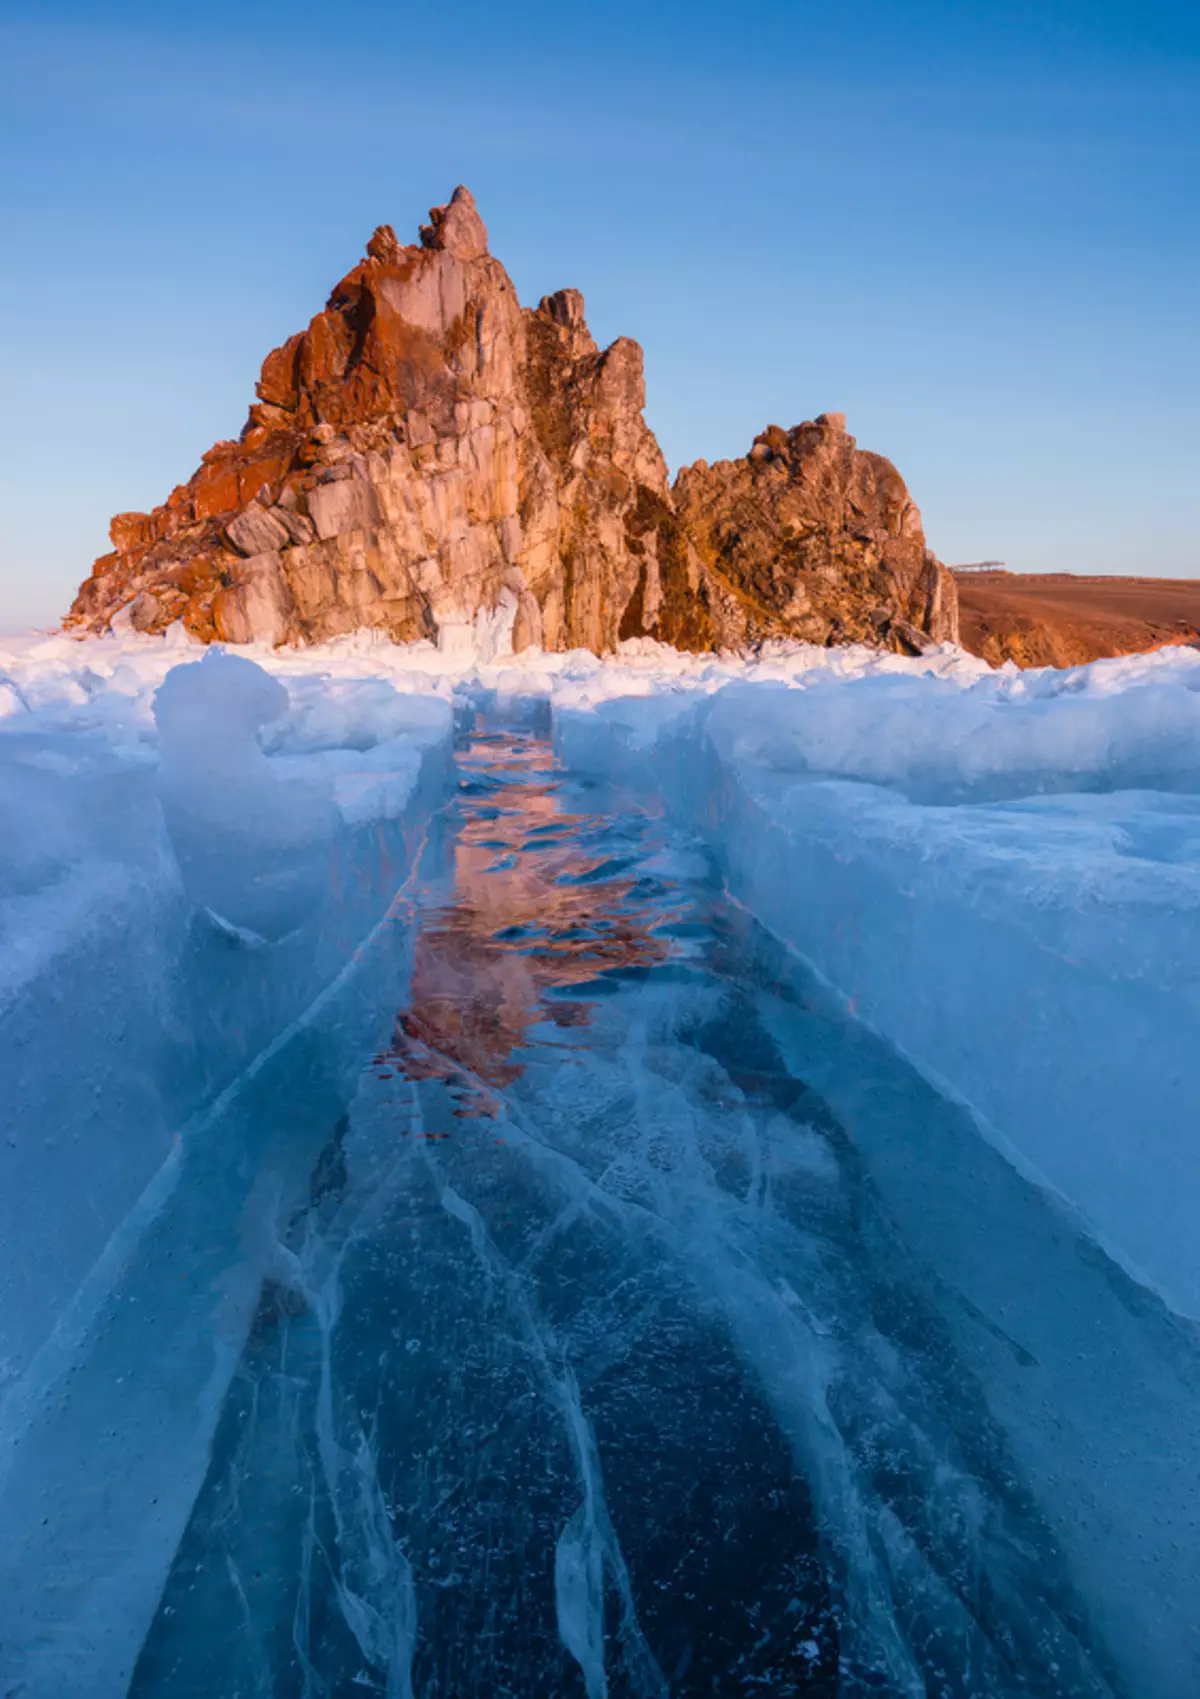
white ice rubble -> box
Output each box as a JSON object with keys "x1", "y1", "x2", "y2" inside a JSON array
[{"x1": 2, "y1": 619, "x2": 1199, "y2": 1390}]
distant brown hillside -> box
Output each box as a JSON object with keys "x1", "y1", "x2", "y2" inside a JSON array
[{"x1": 953, "y1": 570, "x2": 1200, "y2": 668}]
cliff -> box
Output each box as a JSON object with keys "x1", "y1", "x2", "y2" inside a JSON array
[{"x1": 68, "y1": 187, "x2": 959, "y2": 656}]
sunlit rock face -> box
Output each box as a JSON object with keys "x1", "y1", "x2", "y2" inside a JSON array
[{"x1": 67, "y1": 187, "x2": 957, "y2": 655}]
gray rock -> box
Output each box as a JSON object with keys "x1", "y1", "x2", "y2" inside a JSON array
[
  {"x1": 889, "y1": 617, "x2": 937, "y2": 656},
  {"x1": 128, "y1": 592, "x2": 161, "y2": 633},
  {"x1": 307, "y1": 476, "x2": 378, "y2": 541},
  {"x1": 225, "y1": 504, "x2": 291, "y2": 558},
  {"x1": 211, "y1": 552, "x2": 290, "y2": 645},
  {"x1": 270, "y1": 505, "x2": 315, "y2": 546}
]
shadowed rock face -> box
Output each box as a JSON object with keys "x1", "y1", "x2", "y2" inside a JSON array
[{"x1": 67, "y1": 187, "x2": 958, "y2": 655}]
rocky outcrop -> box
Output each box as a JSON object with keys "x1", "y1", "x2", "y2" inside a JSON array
[
  {"x1": 68, "y1": 187, "x2": 958, "y2": 656},
  {"x1": 631, "y1": 415, "x2": 958, "y2": 653}
]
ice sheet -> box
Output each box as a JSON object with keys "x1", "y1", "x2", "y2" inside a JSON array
[
  {"x1": 553, "y1": 660, "x2": 1200, "y2": 1321},
  {"x1": 0, "y1": 642, "x2": 453, "y2": 1392},
  {"x1": 2, "y1": 623, "x2": 1199, "y2": 1695},
  {"x1": 5, "y1": 623, "x2": 1198, "y2": 1358}
]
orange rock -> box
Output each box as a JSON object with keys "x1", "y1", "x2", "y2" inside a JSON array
[
  {"x1": 191, "y1": 464, "x2": 242, "y2": 520},
  {"x1": 109, "y1": 512, "x2": 152, "y2": 553},
  {"x1": 256, "y1": 334, "x2": 303, "y2": 410}
]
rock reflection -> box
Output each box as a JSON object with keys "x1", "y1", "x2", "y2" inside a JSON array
[{"x1": 373, "y1": 729, "x2": 675, "y2": 1115}]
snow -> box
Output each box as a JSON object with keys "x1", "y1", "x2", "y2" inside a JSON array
[{"x1": 0, "y1": 625, "x2": 989, "y2": 733}]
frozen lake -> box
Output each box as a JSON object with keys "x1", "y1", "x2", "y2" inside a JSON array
[{"x1": 8, "y1": 711, "x2": 1180, "y2": 1697}]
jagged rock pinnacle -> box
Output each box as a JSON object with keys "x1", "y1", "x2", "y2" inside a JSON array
[{"x1": 67, "y1": 188, "x2": 957, "y2": 654}]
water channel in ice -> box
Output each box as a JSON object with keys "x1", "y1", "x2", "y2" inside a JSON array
[{"x1": 35, "y1": 711, "x2": 1200, "y2": 1696}]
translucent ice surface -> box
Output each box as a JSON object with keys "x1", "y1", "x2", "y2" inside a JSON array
[
  {"x1": 0, "y1": 647, "x2": 453, "y2": 1395},
  {"x1": 2, "y1": 628, "x2": 1199, "y2": 1695},
  {"x1": 555, "y1": 670, "x2": 1200, "y2": 1325},
  {"x1": 2, "y1": 717, "x2": 1197, "y2": 1697}
]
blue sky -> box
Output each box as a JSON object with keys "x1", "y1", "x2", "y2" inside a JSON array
[{"x1": 1, "y1": 0, "x2": 1197, "y2": 628}]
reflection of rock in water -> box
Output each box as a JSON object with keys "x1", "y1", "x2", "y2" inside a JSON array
[{"x1": 374, "y1": 730, "x2": 674, "y2": 1115}]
